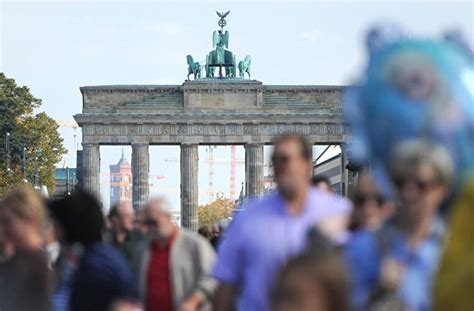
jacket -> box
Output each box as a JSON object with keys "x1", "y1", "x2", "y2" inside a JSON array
[{"x1": 132, "y1": 228, "x2": 217, "y2": 310}]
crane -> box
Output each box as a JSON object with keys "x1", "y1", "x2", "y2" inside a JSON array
[
  {"x1": 165, "y1": 154, "x2": 245, "y2": 203},
  {"x1": 165, "y1": 148, "x2": 270, "y2": 202},
  {"x1": 230, "y1": 145, "x2": 237, "y2": 199},
  {"x1": 207, "y1": 146, "x2": 216, "y2": 203}
]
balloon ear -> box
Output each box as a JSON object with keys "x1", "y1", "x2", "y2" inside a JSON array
[
  {"x1": 366, "y1": 23, "x2": 405, "y2": 55},
  {"x1": 443, "y1": 30, "x2": 473, "y2": 56}
]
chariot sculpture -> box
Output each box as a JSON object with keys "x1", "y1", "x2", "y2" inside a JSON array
[{"x1": 186, "y1": 11, "x2": 252, "y2": 80}]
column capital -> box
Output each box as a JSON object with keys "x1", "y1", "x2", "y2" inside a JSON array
[
  {"x1": 246, "y1": 142, "x2": 264, "y2": 147},
  {"x1": 131, "y1": 142, "x2": 149, "y2": 147},
  {"x1": 82, "y1": 142, "x2": 99, "y2": 147},
  {"x1": 181, "y1": 142, "x2": 199, "y2": 147}
]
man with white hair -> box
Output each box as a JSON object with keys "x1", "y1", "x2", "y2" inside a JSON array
[{"x1": 132, "y1": 197, "x2": 216, "y2": 311}]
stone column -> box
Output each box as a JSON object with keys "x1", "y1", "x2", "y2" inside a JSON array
[
  {"x1": 132, "y1": 143, "x2": 149, "y2": 211},
  {"x1": 340, "y1": 144, "x2": 348, "y2": 197},
  {"x1": 245, "y1": 143, "x2": 264, "y2": 198},
  {"x1": 180, "y1": 143, "x2": 199, "y2": 230},
  {"x1": 309, "y1": 142, "x2": 315, "y2": 176},
  {"x1": 82, "y1": 143, "x2": 100, "y2": 196}
]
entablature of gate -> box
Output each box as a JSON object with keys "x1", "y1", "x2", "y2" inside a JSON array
[
  {"x1": 79, "y1": 80, "x2": 344, "y2": 114},
  {"x1": 76, "y1": 80, "x2": 348, "y2": 144},
  {"x1": 76, "y1": 121, "x2": 349, "y2": 145}
]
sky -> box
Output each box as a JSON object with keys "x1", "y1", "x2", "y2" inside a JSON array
[{"x1": 1, "y1": 0, "x2": 473, "y2": 210}]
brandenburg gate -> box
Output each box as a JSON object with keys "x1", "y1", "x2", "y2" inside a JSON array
[{"x1": 74, "y1": 12, "x2": 349, "y2": 230}]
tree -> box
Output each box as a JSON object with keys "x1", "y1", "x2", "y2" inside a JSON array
[
  {"x1": 0, "y1": 73, "x2": 66, "y2": 196},
  {"x1": 198, "y1": 193, "x2": 235, "y2": 228}
]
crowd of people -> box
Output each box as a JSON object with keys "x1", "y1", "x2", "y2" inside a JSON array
[
  {"x1": 1, "y1": 24, "x2": 472, "y2": 311},
  {"x1": 0, "y1": 133, "x2": 465, "y2": 311}
]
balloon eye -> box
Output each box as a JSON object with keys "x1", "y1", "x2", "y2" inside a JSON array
[
  {"x1": 397, "y1": 67, "x2": 436, "y2": 101},
  {"x1": 410, "y1": 72, "x2": 423, "y2": 87}
]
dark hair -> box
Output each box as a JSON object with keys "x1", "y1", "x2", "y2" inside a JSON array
[
  {"x1": 272, "y1": 231, "x2": 349, "y2": 311},
  {"x1": 48, "y1": 190, "x2": 104, "y2": 245},
  {"x1": 108, "y1": 203, "x2": 120, "y2": 219},
  {"x1": 311, "y1": 175, "x2": 331, "y2": 187},
  {"x1": 272, "y1": 135, "x2": 312, "y2": 161},
  {"x1": 198, "y1": 226, "x2": 212, "y2": 240}
]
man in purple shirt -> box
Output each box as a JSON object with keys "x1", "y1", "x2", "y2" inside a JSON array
[{"x1": 212, "y1": 135, "x2": 351, "y2": 311}]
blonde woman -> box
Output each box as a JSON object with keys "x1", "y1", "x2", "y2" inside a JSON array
[{"x1": 0, "y1": 186, "x2": 52, "y2": 311}]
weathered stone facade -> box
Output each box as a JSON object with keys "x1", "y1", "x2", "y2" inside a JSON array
[{"x1": 75, "y1": 79, "x2": 349, "y2": 228}]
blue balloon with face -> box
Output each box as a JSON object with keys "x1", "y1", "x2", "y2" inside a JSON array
[{"x1": 345, "y1": 25, "x2": 474, "y2": 195}]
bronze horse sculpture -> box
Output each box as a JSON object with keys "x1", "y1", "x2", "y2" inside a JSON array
[
  {"x1": 238, "y1": 55, "x2": 252, "y2": 79},
  {"x1": 186, "y1": 55, "x2": 201, "y2": 80}
]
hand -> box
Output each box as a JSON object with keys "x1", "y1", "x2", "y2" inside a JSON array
[
  {"x1": 380, "y1": 257, "x2": 405, "y2": 290},
  {"x1": 110, "y1": 299, "x2": 142, "y2": 311},
  {"x1": 178, "y1": 293, "x2": 202, "y2": 311},
  {"x1": 317, "y1": 215, "x2": 349, "y2": 242}
]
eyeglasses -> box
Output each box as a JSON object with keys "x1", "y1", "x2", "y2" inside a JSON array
[
  {"x1": 393, "y1": 177, "x2": 441, "y2": 192},
  {"x1": 353, "y1": 194, "x2": 385, "y2": 206},
  {"x1": 272, "y1": 153, "x2": 306, "y2": 166}
]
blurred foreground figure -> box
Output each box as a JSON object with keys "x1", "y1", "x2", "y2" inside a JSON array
[
  {"x1": 198, "y1": 225, "x2": 212, "y2": 240},
  {"x1": 48, "y1": 191, "x2": 138, "y2": 311},
  {"x1": 0, "y1": 186, "x2": 52, "y2": 311},
  {"x1": 133, "y1": 197, "x2": 216, "y2": 311},
  {"x1": 212, "y1": 135, "x2": 350, "y2": 311},
  {"x1": 345, "y1": 24, "x2": 474, "y2": 310},
  {"x1": 344, "y1": 24, "x2": 473, "y2": 197},
  {"x1": 272, "y1": 231, "x2": 349, "y2": 311},
  {"x1": 210, "y1": 219, "x2": 230, "y2": 249},
  {"x1": 134, "y1": 209, "x2": 149, "y2": 236},
  {"x1": 106, "y1": 201, "x2": 143, "y2": 264},
  {"x1": 346, "y1": 141, "x2": 453, "y2": 310},
  {"x1": 349, "y1": 171, "x2": 394, "y2": 232},
  {"x1": 434, "y1": 176, "x2": 474, "y2": 310},
  {"x1": 44, "y1": 219, "x2": 61, "y2": 269}
]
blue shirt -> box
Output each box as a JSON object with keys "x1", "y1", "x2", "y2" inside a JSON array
[
  {"x1": 70, "y1": 243, "x2": 138, "y2": 311},
  {"x1": 212, "y1": 188, "x2": 351, "y2": 311},
  {"x1": 345, "y1": 219, "x2": 445, "y2": 311}
]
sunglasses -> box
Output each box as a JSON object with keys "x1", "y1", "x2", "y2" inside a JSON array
[
  {"x1": 272, "y1": 153, "x2": 306, "y2": 165},
  {"x1": 353, "y1": 194, "x2": 385, "y2": 206},
  {"x1": 393, "y1": 178, "x2": 441, "y2": 192},
  {"x1": 272, "y1": 154, "x2": 289, "y2": 165}
]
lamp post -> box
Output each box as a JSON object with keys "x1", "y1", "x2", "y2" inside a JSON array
[
  {"x1": 71, "y1": 171, "x2": 76, "y2": 193},
  {"x1": 66, "y1": 166, "x2": 71, "y2": 195},
  {"x1": 33, "y1": 156, "x2": 40, "y2": 189},
  {"x1": 21, "y1": 147, "x2": 28, "y2": 182},
  {"x1": 5, "y1": 132, "x2": 12, "y2": 174}
]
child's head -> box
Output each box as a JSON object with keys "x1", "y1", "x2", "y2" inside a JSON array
[{"x1": 272, "y1": 250, "x2": 349, "y2": 311}]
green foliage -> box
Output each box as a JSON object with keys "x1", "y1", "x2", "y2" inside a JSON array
[
  {"x1": 198, "y1": 193, "x2": 235, "y2": 228},
  {"x1": 0, "y1": 73, "x2": 66, "y2": 196}
]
